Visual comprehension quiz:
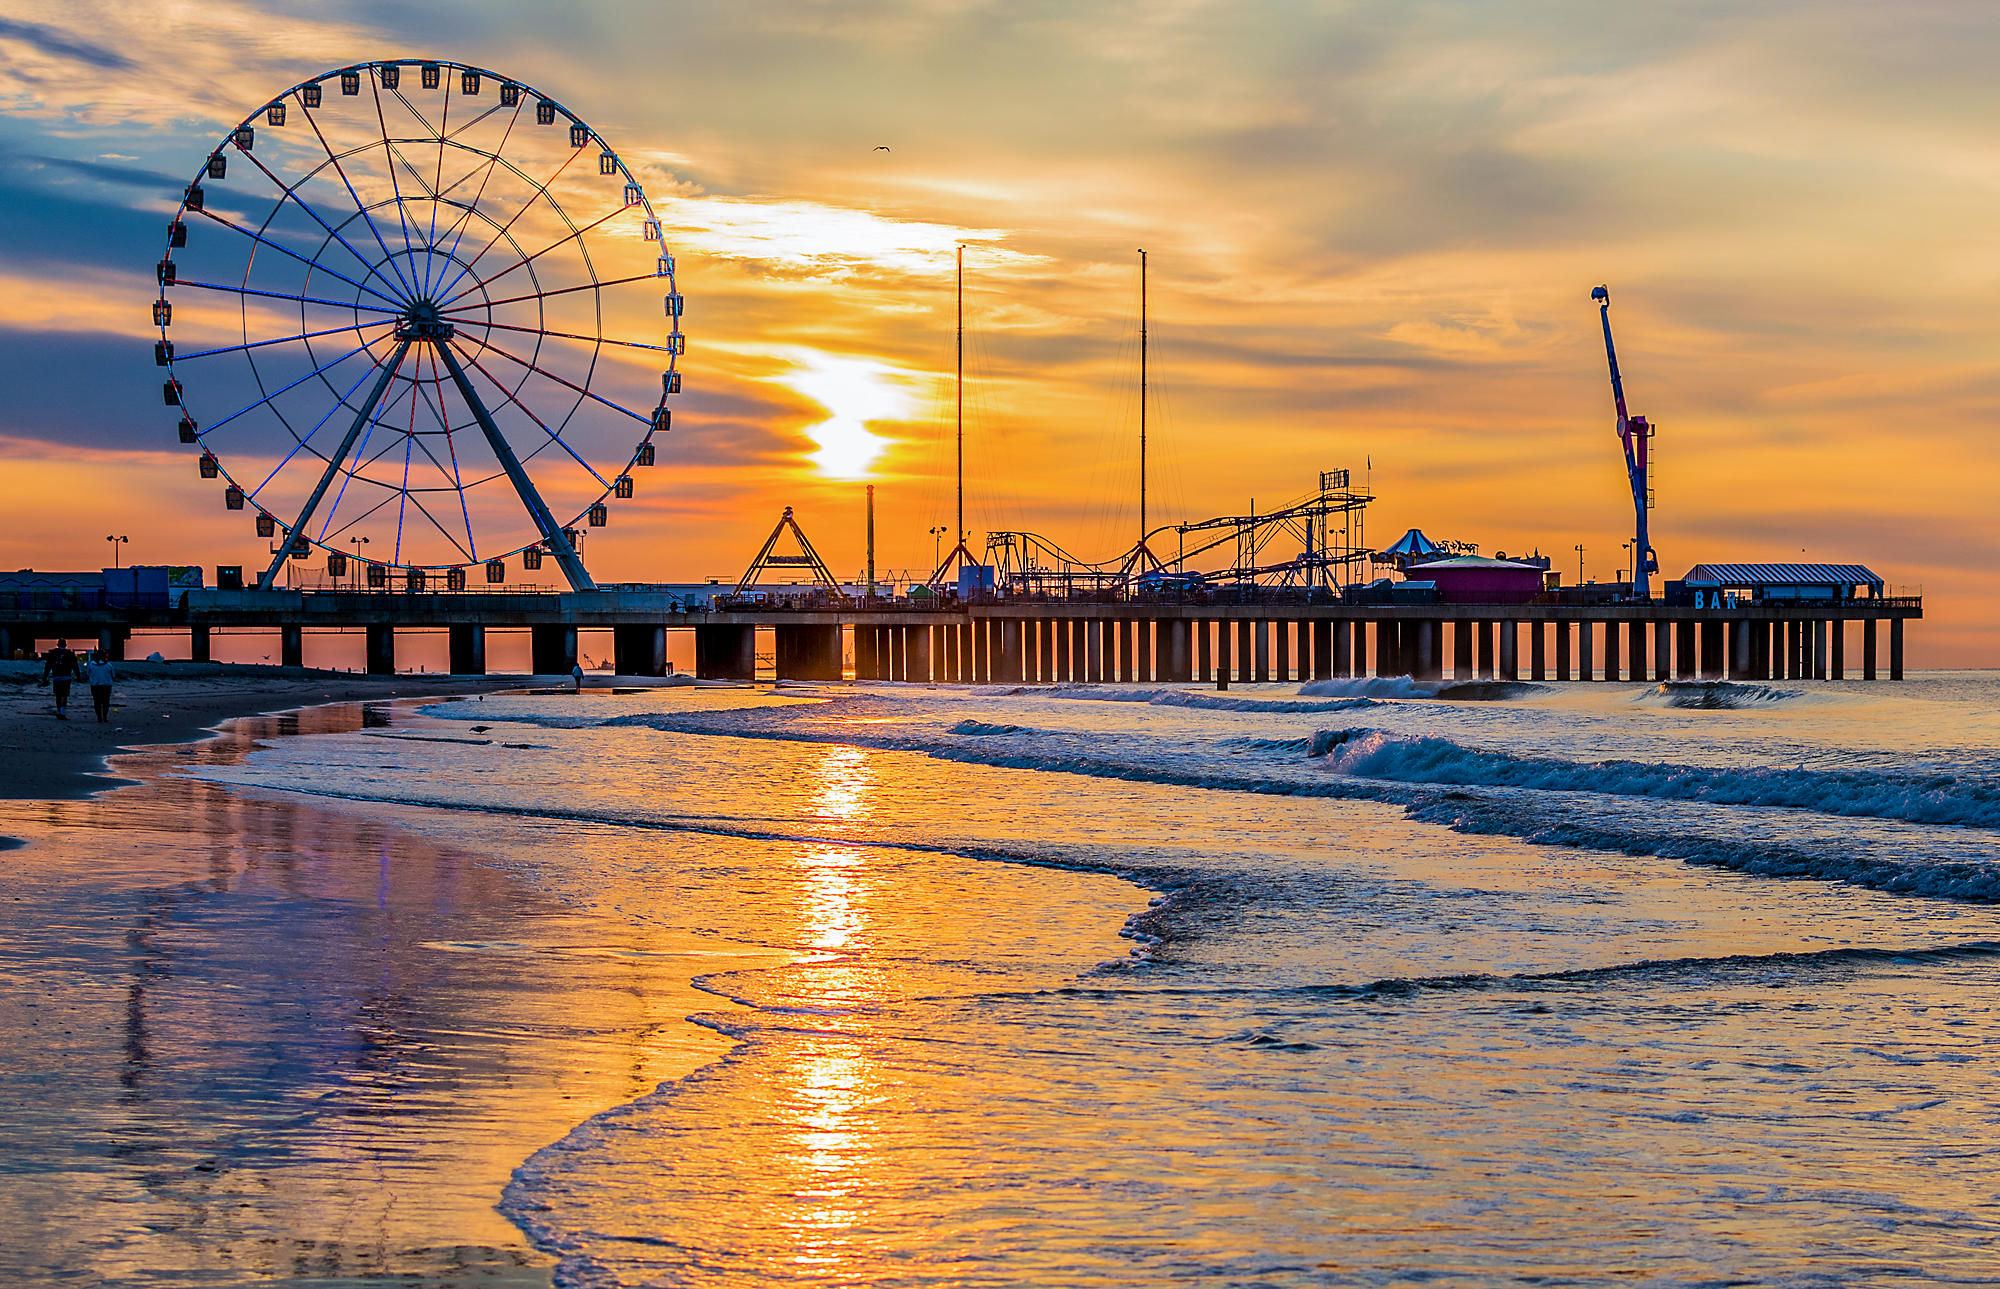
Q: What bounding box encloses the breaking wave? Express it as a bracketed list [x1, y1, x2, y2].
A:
[1306, 729, 2000, 829]
[1635, 681, 1808, 709]
[951, 720, 1034, 736]
[1298, 939, 2000, 1001]
[1296, 677, 1432, 700]
[1042, 686, 1385, 714]
[1434, 680, 1550, 702]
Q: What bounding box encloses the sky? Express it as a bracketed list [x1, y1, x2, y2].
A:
[0, 0, 1995, 662]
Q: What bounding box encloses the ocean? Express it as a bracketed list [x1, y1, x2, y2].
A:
[153, 672, 2000, 1286]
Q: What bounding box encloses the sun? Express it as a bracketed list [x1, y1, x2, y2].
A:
[772, 350, 909, 480]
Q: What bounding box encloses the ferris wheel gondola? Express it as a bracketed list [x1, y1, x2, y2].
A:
[152, 59, 681, 591]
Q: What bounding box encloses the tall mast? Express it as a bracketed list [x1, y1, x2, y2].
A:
[956, 243, 964, 549]
[1139, 248, 1147, 546]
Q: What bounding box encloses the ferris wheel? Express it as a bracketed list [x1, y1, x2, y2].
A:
[152, 59, 682, 592]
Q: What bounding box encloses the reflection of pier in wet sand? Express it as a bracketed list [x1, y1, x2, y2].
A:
[0, 701, 745, 1285]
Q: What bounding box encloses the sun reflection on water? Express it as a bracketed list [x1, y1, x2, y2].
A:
[780, 1042, 876, 1272]
[777, 745, 890, 1275]
[807, 744, 877, 824]
[798, 845, 868, 952]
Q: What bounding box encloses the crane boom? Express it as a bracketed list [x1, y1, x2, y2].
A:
[1591, 284, 1658, 598]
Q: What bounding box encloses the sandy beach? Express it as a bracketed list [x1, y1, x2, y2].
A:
[0, 663, 533, 800]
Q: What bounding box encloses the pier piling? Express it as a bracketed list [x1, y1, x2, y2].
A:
[452, 624, 488, 675]
[365, 623, 394, 675]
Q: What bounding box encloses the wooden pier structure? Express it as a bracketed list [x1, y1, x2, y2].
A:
[1, 590, 1922, 683]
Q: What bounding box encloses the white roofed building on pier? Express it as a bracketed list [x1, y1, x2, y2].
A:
[1681, 563, 1885, 601]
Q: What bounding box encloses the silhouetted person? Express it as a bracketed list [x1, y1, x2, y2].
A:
[41, 638, 78, 719]
[571, 661, 584, 693]
[84, 650, 116, 723]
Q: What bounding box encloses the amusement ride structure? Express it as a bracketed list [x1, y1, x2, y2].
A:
[987, 467, 1374, 597]
[153, 59, 681, 593]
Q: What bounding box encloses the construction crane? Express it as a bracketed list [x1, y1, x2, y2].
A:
[1592, 285, 1658, 599]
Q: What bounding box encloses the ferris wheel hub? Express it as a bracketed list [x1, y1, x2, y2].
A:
[395, 301, 456, 343]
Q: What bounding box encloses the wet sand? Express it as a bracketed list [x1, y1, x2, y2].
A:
[0, 664, 525, 800]
[0, 696, 751, 1286]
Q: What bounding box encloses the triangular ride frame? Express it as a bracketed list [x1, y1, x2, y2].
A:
[737, 507, 841, 595]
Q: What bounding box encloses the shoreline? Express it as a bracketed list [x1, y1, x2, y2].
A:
[0, 665, 612, 801]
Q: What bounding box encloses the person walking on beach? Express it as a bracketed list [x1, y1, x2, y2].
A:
[40, 638, 79, 720]
[84, 650, 116, 723]
[571, 661, 585, 693]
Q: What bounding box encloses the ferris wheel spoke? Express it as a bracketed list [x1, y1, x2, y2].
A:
[386, 78, 508, 141]
[430, 142, 590, 303]
[173, 317, 400, 363]
[400, 448, 480, 563]
[439, 205, 627, 307]
[471, 334, 653, 425]
[175, 278, 406, 315]
[202, 338, 386, 435]
[318, 385, 395, 542]
[452, 344, 614, 487]
[407, 355, 456, 436]
[185, 206, 408, 310]
[421, 157, 522, 297]
[437, 271, 657, 315]
[407, 361, 493, 544]
[378, 105, 519, 282]
[376, 134, 477, 297]
[356, 384, 427, 474]
[391, 461, 477, 565]
[379, 78, 465, 298]
[237, 125, 416, 303]
[414, 346, 482, 559]
[433, 96, 527, 281]
[404, 353, 487, 547]
[456, 316, 679, 354]
[391, 370, 422, 563]
[318, 485, 400, 547]
[427, 75, 451, 298]
[381, 136, 493, 232]
[245, 346, 398, 501]
[362, 74, 428, 294]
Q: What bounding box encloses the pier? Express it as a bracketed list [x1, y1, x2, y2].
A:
[0, 590, 1921, 683]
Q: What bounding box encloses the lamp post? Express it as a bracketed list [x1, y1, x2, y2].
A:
[928, 525, 946, 578]
[349, 536, 369, 589]
[1575, 543, 1585, 585]
[105, 535, 128, 569]
[1622, 541, 1634, 592]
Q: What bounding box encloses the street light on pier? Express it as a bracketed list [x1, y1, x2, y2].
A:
[348, 537, 369, 589]
[105, 535, 128, 569]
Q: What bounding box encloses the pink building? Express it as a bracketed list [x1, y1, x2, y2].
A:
[1408, 556, 1549, 604]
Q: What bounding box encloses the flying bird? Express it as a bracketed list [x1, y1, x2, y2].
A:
[873, 146, 890, 152]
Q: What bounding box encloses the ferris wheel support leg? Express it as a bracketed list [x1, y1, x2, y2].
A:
[435, 340, 597, 592]
[257, 340, 413, 592]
